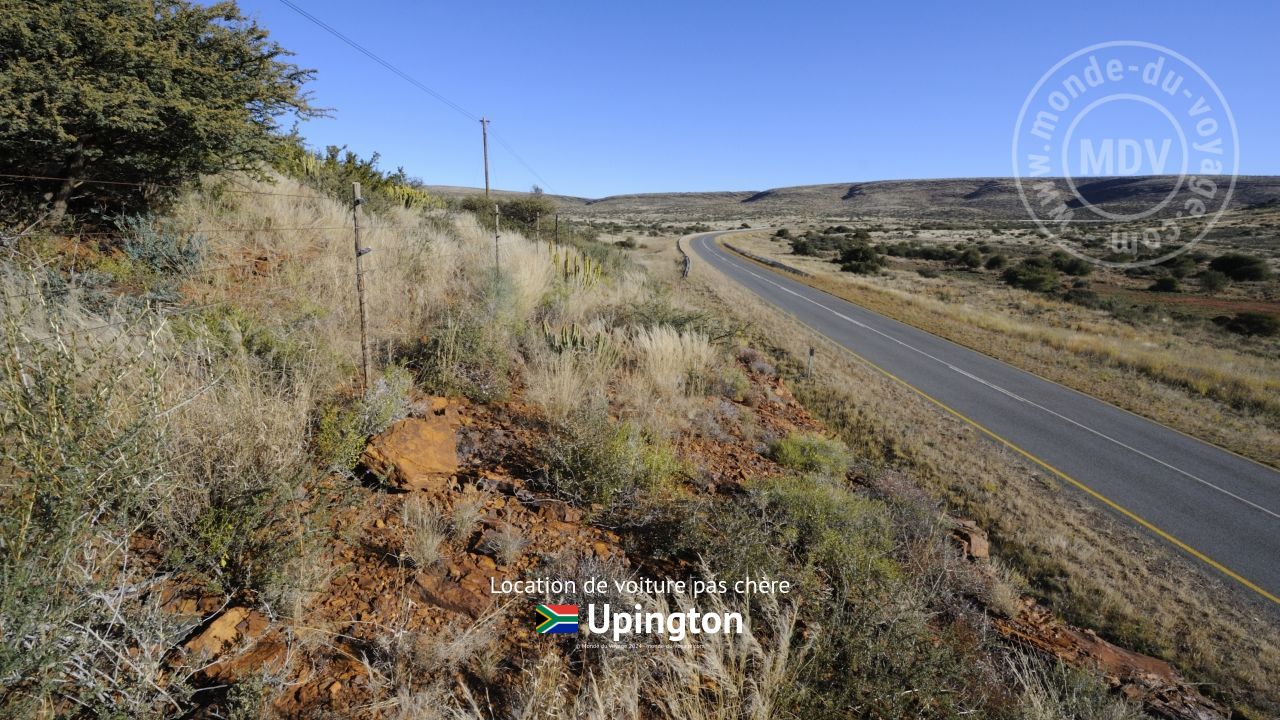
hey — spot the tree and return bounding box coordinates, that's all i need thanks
[955,247,982,269]
[1209,253,1273,282]
[0,0,318,222]
[1002,257,1059,292]
[835,243,884,274]
[1199,270,1229,294]
[1216,312,1280,337]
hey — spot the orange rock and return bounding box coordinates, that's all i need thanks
[186,607,250,658]
[362,417,459,490]
[415,570,490,618]
[950,518,989,561]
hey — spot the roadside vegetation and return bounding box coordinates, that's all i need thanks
[0,3,1270,717]
[680,230,1280,718]
[739,225,1280,466]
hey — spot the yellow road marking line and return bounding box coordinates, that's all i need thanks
[694,233,1280,606]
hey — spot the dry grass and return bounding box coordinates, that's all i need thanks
[524,352,590,422]
[729,231,1280,466]
[402,495,448,568]
[449,489,491,543]
[485,518,528,566]
[632,324,715,396]
[682,243,1280,717]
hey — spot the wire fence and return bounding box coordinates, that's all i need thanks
[2,187,546,365]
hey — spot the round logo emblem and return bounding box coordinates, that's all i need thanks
[1012,41,1238,268]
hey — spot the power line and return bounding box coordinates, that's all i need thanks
[491,133,555,194]
[275,0,477,123]
[274,0,556,193]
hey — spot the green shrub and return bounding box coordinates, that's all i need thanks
[1199,269,1229,293]
[542,411,679,509]
[1049,250,1093,276]
[835,243,884,274]
[1158,253,1199,278]
[768,432,849,477]
[314,403,366,471]
[1216,312,1280,337]
[955,247,982,269]
[1210,253,1273,281]
[917,267,940,278]
[313,366,412,471]
[1149,276,1181,292]
[0,0,318,221]
[416,310,512,402]
[985,253,1008,270]
[1002,257,1060,292]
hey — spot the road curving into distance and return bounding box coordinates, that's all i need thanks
[688,230,1280,606]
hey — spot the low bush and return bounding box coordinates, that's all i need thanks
[955,247,983,269]
[1149,276,1181,292]
[541,410,679,509]
[1002,257,1060,292]
[415,309,513,403]
[1063,287,1104,308]
[1049,250,1093,277]
[1216,311,1280,337]
[1199,269,1229,293]
[835,243,885,274]
[1210,253,1272,281]
[768,432,849,477]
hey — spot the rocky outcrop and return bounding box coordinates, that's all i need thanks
[361,402,459,490]
[996,597,1228,720]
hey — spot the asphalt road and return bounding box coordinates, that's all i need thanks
[689,231,1280,605]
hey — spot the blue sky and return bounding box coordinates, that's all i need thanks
[234,1,1280,198]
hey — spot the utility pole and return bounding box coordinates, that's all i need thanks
[535,212,541,243]
[554,213,560,244]
[352,182,372,393]
[480,118,491,199]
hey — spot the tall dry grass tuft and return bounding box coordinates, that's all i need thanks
[505,588,802,720]
[524,352,588,422]
[632,324,714,395]
[402,495,448,569]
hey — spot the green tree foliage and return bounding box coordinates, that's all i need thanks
[955,247,982,269]
[1149,276,1181,293]
[273,138,443,214]
[1199,269,1229,293]
[1215,312,1280,337]
[1209,253,1273,281]
[458,193,556,236]
[835,243,884,274]
[1048,250,1093,276]
[0,0,317,221]
[1158,253,1199,279]
[1002,256,1060,292]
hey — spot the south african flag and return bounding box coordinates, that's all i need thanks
[535,604,578,634]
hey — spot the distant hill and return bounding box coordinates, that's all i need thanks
[428,176,1280,222]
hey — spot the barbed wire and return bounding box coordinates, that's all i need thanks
[1,235,535,305]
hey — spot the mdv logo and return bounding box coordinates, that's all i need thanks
[1079,138,1173,175]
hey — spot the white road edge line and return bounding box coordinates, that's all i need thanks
[697,235,1280,522]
